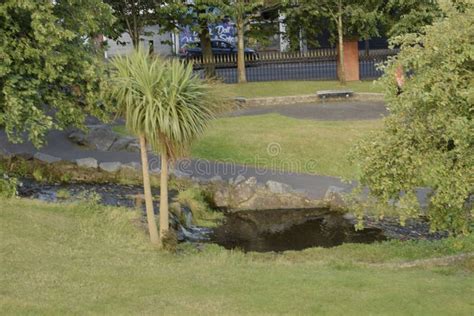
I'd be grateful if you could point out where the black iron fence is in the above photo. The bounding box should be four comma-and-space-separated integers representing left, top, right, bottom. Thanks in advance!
183, 48, 398, 83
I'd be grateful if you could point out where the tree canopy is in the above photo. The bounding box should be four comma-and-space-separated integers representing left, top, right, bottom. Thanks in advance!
0, 0, 114, 147
350, 1, 473, 234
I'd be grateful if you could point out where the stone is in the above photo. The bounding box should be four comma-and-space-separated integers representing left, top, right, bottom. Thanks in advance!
126, 141, 141, 153
213, 187, 232, 209
109, 137, 136, 152
34, 152, 61, 164
122, 161, 141, 171
15, 152, 34, 161
99, 161, 122, 173
234, 174, 246, 185
265, 180, 293, 194
76, 157, 98, 169
324, 185, 347, 210
171, 168, 190, 179
233, 177, 258, 204
68, 129, 87, 145
87, 126, 119, 151
209, 175, 223, 183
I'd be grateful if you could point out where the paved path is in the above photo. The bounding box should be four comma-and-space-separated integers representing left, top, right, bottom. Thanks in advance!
0, 101, 386, 199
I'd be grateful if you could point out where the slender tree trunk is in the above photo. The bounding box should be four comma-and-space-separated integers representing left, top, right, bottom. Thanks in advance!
237, 17, 247, 83
159, 150, 169, 242
139, 135, 160, 245
337, 2, 346, 85
199, 26, 216, 78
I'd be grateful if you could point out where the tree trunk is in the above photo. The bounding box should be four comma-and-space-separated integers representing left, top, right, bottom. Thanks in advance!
237, 18, 247, 83
337, 2, 346, 85
159, 150, 169, 242
139, 135, 160, 245
199, 27, 216, 78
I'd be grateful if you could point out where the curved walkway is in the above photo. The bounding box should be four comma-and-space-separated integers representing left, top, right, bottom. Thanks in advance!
0, 101, 386, 199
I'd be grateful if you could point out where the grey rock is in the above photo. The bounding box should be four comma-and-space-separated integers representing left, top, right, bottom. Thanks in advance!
233, 177, 258, 204
99, 161, 122, 173
76, 157, 98, 169
109, 137, 136, 152
265, 180, 293, 194
209, 175, 223, 182
228, 177, 234, 185
324, 185, 347, 210
34, 152, 61, 164
213, 187, 231, 208
234, 174, 246, 185
15, 152, 34, 161
150, 167, 161, 175
122, 161, 141, 171
171, 168, 190, 179
126, 141, 141, 153
87, 126, 118, 151
68, 129, 87, 145
342, 213, 356, 221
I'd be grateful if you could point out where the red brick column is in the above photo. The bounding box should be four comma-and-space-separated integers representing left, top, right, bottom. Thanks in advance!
337, 39, 360, 82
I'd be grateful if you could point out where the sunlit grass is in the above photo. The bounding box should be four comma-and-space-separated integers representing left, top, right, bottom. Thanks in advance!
1, 198, 473, 314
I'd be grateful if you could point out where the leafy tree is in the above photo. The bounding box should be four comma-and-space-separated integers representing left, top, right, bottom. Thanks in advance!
383, 0, 441, 37
224, 0, 281, 83
283, 0, 382, 83
109, 49, 224, 245
350, 2, 473, 234
0, 0, 114, 147
104, 0, 162, 48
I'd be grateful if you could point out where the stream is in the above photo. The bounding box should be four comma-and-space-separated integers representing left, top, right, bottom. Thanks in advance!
17, 179, 445, 253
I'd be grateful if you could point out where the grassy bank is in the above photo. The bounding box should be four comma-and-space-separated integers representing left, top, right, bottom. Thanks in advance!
192, 114, 382, 178
219, 80, 383, 98
1, 198, 473, 314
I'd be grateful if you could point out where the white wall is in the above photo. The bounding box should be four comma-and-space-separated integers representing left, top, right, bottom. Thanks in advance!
105, 25, 174, 57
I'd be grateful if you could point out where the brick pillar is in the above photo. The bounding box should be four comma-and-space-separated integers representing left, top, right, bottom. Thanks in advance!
337, 39, 360, 81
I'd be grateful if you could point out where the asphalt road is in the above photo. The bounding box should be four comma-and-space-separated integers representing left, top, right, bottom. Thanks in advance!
0, 101, 387, 199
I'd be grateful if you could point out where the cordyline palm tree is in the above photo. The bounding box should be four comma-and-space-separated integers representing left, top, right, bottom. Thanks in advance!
109, 49, 222, 246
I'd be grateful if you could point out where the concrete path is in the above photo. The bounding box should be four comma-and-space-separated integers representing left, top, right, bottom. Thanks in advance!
0, 101, 386, 199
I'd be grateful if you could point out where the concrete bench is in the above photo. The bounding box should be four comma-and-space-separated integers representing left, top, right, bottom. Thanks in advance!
316, 90, 354, 99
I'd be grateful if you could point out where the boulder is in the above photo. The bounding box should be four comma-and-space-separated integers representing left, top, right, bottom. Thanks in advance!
76, 157, 98, 169
87, 126, 119, 151
209, 175, 223, 183
68, 129, 87, 145
171, 168, 191, 179
234, 174, 246, 185
324, 186, 347, 210
99, 162, 122, 173
265, 180, 293, 194
126, 140, 141, 152
14, 152, 34, 161
109, 137, 136, 152
121, 161, 141, 171
232, 177, 258, 204
34, 152, 61, 164
213, 187, 232, 209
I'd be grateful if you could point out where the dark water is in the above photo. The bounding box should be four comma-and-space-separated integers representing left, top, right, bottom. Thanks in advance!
212, 208, 386, 252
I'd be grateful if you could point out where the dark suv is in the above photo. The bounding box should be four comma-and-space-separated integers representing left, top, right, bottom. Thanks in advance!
179, 40, 258, 60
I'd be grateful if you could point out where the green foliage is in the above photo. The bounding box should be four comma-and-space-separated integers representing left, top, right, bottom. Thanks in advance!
0, 175, 17, 198
350, 2, 474, 234
0, 0, 114, 147
104, 0, 161, 47
176, 186, 222, 226
283, 0, 383, 49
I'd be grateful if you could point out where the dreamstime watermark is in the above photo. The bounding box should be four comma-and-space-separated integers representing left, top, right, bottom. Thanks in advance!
146, 142, 318, 178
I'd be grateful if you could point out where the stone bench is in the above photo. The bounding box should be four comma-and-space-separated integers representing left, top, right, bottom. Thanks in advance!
316, 89, 354, 99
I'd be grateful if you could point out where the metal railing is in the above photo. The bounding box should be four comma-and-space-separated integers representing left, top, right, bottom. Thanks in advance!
182, 49, 398, 83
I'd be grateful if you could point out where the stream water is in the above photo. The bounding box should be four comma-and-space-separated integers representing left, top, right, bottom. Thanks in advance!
20, 179, 438, 253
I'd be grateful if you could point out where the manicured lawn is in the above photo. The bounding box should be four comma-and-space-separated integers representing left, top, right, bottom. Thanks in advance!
1, 198, 473, 314
219, 80, 383, 98
192, 114, 382, 179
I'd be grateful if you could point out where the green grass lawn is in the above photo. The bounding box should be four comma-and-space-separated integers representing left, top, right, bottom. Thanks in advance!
1, 198, 473, 314
192, 114, 382, 179
219, 80, 383, 98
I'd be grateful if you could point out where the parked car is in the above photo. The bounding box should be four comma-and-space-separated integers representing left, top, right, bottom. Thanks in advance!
179, 40, 259, 61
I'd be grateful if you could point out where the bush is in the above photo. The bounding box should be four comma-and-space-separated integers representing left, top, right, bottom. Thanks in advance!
350, 2, 473, 234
